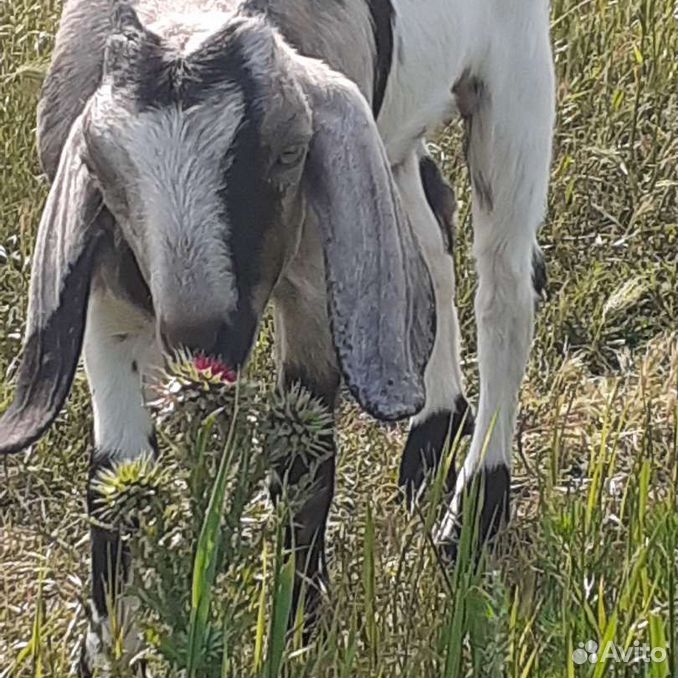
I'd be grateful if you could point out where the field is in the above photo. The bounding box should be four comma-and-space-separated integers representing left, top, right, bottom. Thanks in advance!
0, 0, 676, 676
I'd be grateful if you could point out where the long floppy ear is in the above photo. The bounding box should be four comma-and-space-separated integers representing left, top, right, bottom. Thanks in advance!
0, 116, 109, 454
302, 78, 436, 421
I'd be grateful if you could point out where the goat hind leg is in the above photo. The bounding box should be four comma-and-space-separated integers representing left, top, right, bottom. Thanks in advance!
438, 25, 555, 554
395, 148, 472, 507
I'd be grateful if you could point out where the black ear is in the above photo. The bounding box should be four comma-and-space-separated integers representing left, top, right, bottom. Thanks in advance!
302, 77, 435, 421
113, 2, 146, 34
0, 117, 109, 454
103, 3, 165, 86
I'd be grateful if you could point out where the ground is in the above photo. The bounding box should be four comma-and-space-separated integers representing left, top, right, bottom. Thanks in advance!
0, 0, 676, 676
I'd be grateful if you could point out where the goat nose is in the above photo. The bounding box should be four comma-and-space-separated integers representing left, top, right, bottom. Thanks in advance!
159, 315, 222, 355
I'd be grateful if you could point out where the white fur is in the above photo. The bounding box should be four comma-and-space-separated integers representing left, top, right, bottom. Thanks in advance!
84, 288, 161, 460
146, 9, 235, 54
120, 99, 244, 325
377, 0, 469, 161
458, 5, 555, 470
393, 147, 465, 425
381, 0, 555, 514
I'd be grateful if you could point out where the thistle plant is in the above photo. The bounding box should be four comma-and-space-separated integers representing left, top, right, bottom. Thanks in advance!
89, 456, 170, 534
264, 381, 335, 461
264, 381, 335, 505
89, 357, 334, 676
151, 351, 258, 445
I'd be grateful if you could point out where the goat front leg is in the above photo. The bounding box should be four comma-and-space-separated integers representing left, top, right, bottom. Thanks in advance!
80, 285, 160, 677
438, 19, 555, 555
271, 256, 340, 631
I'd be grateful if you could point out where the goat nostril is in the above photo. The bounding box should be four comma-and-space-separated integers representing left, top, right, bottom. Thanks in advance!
159, 315, 221, 356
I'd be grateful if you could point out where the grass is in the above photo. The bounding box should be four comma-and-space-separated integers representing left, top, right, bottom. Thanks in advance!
0, 0, 676, 676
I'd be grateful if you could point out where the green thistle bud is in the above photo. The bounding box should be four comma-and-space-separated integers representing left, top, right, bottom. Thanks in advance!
90, 457, 170, 533
264, 381, 335, 469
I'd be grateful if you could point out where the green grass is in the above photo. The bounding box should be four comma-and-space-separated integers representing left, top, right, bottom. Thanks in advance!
0, 0, 676, 676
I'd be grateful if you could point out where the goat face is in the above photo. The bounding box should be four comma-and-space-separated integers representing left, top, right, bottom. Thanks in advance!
0, 4, 436, 455
84, 9, 314, 369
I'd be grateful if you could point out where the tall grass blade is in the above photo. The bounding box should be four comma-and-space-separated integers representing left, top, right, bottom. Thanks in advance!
592, 613, 616, 678
12, 567, 46, 677
265, 549, 295, 678
647, 612, 669, 678
362, 502, 378, 664
186, 388, 241, 677
253, 544, 268, 675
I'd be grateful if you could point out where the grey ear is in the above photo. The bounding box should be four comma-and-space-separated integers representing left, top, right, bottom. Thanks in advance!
303, 80, 435, 421
0, 116, 109, 454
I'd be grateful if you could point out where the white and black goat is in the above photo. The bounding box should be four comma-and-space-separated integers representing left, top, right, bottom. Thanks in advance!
0, 0, 555, 671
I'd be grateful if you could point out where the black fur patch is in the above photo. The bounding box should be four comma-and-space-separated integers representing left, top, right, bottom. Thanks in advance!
105, 5, 172, 109
107, 12, 263, 112
0, 221, 111, 455
78, 642, 94, 678
148, 431, 159, 457
441, 463, 511, 563
399, 395, 473, 504
86, 442, 158, 616
419, 156, 457, 256
454, 75, 494, 211
217, 53, 277, 369
112, 235, 153, 314
532, 246, 547, 301
368, 0, 395, 117
89, 526, 128, 617
87, 454, 130, 616
269, 365, 339, 629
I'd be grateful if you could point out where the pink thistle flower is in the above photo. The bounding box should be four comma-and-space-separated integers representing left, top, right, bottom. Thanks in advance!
193, 354, 237, 383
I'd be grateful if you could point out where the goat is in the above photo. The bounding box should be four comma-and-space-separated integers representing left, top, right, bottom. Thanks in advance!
0, 0, 555, 672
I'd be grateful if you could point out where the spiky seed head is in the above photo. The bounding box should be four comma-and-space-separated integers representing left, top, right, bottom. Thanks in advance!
264, 382, 335, 466
90, 457, 170, 533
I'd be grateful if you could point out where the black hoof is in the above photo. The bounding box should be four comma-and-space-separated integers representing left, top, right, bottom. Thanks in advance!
398, 395, 474, 506
77, 639, 93, 678
438, 464, 511, 564
296, 582, 327, 644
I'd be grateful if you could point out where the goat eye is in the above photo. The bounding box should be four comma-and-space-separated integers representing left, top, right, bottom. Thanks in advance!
277, 145, 305, 168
